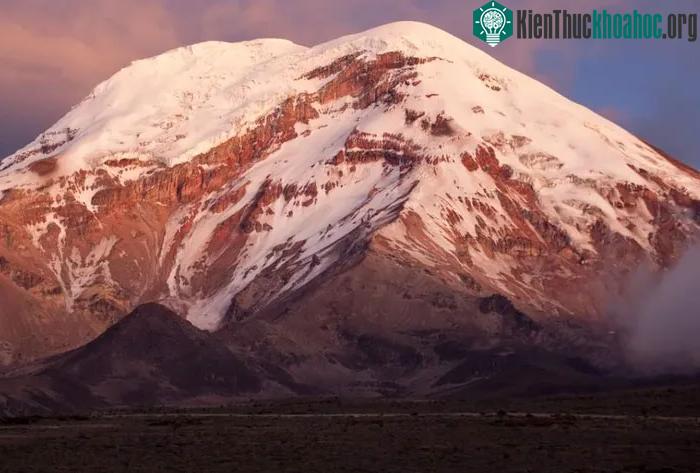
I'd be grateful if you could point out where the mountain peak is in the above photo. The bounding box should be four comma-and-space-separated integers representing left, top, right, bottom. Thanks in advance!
0, 22, 697, 375
0, 22, 496, 180
314, 20, 470, 53
126, 38, 306, 70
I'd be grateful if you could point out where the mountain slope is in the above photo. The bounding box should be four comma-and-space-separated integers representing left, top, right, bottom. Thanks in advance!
0, 304, 312, 412
0, 22, 698, 371
0, 303, 618, 412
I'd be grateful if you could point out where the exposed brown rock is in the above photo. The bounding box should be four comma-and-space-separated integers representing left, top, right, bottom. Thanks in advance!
28, 157, 58, 176
404, 109, 425, 124
429, 113, 455, 136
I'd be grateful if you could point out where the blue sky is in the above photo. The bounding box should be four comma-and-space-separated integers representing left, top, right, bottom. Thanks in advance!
0, 0, 697, 168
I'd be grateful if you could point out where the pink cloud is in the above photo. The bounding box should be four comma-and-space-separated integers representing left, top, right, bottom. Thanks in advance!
0, 0, 180, 153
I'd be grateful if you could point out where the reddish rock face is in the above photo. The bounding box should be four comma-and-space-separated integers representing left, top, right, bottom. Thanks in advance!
28, 158, 58, 176
0, 31, 698, 377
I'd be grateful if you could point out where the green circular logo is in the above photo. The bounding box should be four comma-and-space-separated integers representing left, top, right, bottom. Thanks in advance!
473, 1, 513, 47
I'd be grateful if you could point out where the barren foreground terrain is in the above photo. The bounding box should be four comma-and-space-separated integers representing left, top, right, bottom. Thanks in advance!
1, 384, 698, 473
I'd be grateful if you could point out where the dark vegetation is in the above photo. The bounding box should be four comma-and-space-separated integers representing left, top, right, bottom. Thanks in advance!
1, 385, 699, 473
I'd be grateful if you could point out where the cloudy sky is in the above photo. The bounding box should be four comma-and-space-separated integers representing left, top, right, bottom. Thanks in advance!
1, 0, 698, 167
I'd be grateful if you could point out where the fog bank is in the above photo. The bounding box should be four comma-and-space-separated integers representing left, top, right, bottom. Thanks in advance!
618, 245, 700, 374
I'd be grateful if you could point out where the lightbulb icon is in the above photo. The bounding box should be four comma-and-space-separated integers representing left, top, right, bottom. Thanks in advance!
479, 6, 507, 47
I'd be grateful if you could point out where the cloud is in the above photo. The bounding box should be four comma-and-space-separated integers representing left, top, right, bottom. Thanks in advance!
0, 0, 180, 82
615, 245, 700, 374
0, 0, 180, 155
196, 0, 429, 45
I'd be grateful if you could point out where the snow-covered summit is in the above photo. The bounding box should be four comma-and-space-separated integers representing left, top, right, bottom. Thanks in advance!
313, 21, 475, 56
1, 37, 304, 179
2, 21, 694, 190
0, 21, 698, 346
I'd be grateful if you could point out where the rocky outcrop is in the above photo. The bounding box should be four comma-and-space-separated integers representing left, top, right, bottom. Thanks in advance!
0, 304, 311, 412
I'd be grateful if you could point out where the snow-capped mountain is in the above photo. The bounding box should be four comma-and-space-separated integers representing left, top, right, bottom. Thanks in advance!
0, 22, 698, 383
